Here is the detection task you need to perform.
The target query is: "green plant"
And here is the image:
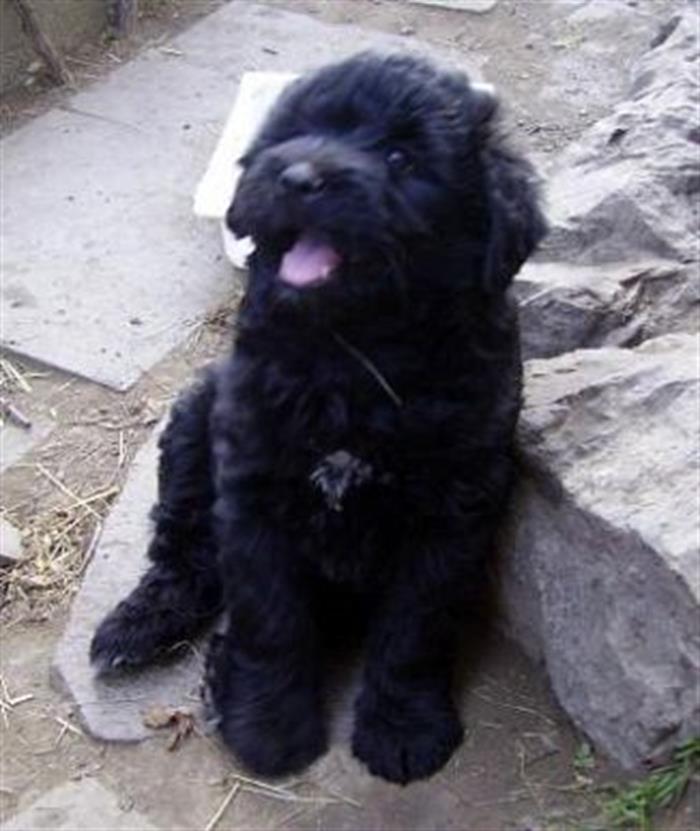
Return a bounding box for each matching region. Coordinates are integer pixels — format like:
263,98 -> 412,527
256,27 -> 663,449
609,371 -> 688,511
574,741 -> 597,775
601,737 -> 700,830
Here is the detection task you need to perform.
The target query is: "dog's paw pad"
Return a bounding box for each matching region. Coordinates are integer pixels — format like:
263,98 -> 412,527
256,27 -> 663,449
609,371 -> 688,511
352,701 -> 463,784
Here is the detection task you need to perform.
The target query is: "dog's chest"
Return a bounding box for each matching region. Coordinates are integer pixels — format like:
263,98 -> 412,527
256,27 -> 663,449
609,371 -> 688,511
272,342 -> 406,461
233,341 -> 417,582
247,332 -> 427,505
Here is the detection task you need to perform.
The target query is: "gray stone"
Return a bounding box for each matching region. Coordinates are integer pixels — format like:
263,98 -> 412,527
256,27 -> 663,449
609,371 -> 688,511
3,778 -> 156,831
542,8 -> 700,266
408,0 -> 498,12
1,2 -> 480,391
506,13 -> 700,768
501,334 -> 700,769
52,421 -> 205,741
0,517 -> 22,567
565,0 -> 647,26
1,415 -> 54,473
515,259 -> 699,360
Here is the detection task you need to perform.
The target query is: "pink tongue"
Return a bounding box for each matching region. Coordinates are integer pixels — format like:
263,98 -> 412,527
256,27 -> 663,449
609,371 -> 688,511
280,236 -> 341,287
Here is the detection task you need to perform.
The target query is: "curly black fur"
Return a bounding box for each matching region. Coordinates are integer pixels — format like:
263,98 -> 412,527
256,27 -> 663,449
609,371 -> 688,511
91,52 -> 545,784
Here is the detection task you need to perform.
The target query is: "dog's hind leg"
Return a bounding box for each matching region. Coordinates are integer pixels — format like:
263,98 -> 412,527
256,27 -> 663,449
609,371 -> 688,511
90,369 -> 223,673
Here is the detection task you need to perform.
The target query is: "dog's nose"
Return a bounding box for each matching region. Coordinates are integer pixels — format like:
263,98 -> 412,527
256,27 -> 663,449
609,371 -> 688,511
279,161 -> 325,195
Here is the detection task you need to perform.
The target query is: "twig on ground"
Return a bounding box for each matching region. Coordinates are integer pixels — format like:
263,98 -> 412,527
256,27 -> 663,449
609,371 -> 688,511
0,359 -> 32,393
68,417 -> 150,431
517,738 -> 544,814
0,397 -> 32,429
53,716 -> 83,747
241,784 -> 346,805
472,790 -> 530,808
0,675 -> 35,727
204,781 -> 241,831
0,676 -> 34,708
472,689 -> 557,726
195,732 -> 360,808
79,522 -> 103,575
54,722 -> 68,747
1,474 -> 117,619
479,675 -> 540,705
35,464 -> 102,520
51,486 -> 118,518
4,693 -> 33,707
226,773 -> 300,798
53,716 -> 83,736
118,430 -> 126,467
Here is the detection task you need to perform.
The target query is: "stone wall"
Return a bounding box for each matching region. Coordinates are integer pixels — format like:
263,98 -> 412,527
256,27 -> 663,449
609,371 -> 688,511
502,7 -> 700,771
1,0 -> 107,92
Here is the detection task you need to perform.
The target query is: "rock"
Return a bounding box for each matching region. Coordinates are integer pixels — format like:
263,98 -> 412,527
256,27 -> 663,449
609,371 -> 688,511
52,421 -> 205,741
501,334 -> 700,769
0,517 -> 22,567
516,261 -> 632,360
515,259 -> 699,360
504,3 -> 700,775
515,8 -> 698,364
542,8 -> 700,266
565,0 -> 645,26
1,414 -> 54,473
3,779 -> 156,830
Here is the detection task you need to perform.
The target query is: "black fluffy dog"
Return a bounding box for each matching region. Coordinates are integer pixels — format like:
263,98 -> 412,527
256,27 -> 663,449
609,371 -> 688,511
91,52 -> 545,784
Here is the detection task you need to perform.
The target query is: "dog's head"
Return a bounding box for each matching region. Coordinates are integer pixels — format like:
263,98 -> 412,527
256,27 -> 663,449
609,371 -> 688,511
227,53 -> 545,301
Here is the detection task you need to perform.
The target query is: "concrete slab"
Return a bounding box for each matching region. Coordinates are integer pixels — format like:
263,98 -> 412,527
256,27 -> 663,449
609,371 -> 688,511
3,779 -> 156,831
0,517 -> 23,567
52,421 -> 205,741
1,2 -> 481,391
195,70 -> 299,268
409,0 -> 499,13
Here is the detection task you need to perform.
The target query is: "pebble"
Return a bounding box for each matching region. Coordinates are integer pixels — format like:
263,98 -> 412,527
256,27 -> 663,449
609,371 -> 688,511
0,518 -> 22,567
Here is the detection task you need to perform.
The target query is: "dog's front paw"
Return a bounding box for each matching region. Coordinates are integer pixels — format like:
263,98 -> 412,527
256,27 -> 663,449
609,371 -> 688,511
90,564 -> 220,674
90,593 -> 193,674
204,634 -> 327,777
218,703 -> 327,778
352,691 -> 463,784
90,601 -> 166,674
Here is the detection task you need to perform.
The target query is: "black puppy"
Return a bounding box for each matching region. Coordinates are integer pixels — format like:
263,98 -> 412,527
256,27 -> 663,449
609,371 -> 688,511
91,52 -> 545,784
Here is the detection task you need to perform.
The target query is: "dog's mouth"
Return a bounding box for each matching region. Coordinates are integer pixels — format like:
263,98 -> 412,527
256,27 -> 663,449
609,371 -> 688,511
278,233 -> 342,288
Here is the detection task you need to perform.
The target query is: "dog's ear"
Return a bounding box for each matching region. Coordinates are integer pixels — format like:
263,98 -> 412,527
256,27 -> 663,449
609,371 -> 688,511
480,140 -> 547,293
450,76 -> 547,292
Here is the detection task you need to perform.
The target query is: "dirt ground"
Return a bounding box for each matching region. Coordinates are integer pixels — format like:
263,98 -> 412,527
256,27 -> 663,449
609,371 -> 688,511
1,1 -> 696,829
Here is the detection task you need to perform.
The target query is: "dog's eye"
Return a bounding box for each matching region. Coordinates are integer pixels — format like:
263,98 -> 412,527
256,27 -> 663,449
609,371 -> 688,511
385,148 -> 413,174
